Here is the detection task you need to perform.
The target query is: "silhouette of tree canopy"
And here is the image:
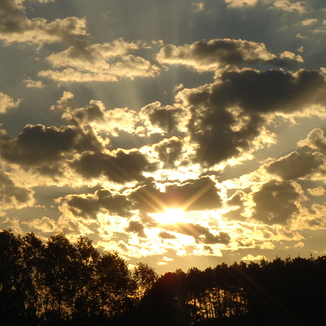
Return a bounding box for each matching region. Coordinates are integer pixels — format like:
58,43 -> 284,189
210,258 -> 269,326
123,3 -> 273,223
1,229 -> 326,325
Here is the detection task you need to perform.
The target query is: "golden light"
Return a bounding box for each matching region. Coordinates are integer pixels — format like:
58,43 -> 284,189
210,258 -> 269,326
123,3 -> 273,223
153,208 -> 185,224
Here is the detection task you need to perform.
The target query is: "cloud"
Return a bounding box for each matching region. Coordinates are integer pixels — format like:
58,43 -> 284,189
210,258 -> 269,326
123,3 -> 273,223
62,100 -> 106,126
265,151 -> 326,180
251,180 -> 302,225
241,254 -> 266,261
39,39 -> 160,82
225,0 -> 258,8
23,78 -> 45,88
131,177 -> 222,213
297,128 -> 326,151
0,92 -> 20,113
57,189 -> 131,219
46,39 -> 139,70
157,38 -> 279,71
154,137 -> 184,168
156,38 -> 303,72
0,0 -> 87,44
71,149 -> 157,183
302,18 -> 318,26
126,221 -> 146,237
104,108 -> 139,137
26,216 -> 56,233
0,124 -> 103,168
165,222 -> 230,244
226,190 -> 251,221
159,231 -> 176,239
307,186 -> 325,196
51,93 -> 139,136
140,101 -> 188,134
0,169 -> 34,210
272,0 -> 307,13
177,68 -> 326,166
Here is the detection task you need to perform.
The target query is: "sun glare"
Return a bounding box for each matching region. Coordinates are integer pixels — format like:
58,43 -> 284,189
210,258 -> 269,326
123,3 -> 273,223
153,208 -> 185,224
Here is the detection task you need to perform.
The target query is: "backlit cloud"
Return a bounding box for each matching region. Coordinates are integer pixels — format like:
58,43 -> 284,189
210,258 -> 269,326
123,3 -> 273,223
0,92 -> 20,113
40,39 -> 160,82
265,151 -> 326,180
2,0 -> 326,273
0,169 -> 34,212
0,0 -> 87,44
157,39 -> 279,71
0,124 -> 103,168
251,180 -> 303,225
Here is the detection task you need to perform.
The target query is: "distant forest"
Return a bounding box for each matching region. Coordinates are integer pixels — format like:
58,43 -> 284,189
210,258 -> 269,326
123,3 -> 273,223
1,230 -> 325,326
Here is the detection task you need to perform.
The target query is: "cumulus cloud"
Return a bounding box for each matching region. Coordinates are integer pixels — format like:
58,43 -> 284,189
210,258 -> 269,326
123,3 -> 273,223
23,78 -> 45,88
176,68 -> 326,166
51,93 -> 139,137
157,39 -> 279,71
27,216 -> 56,233
156,38 -> 303,71
225,0 -> 258,8
0,92 -> 20,113
104,108 -> 139,137
297,128 -> 326,151
0,0 -> 87,44
159,231 -> 176,239
251,180 -> 302,225
71,149 -> 157,183
57,189 -> 131,219
126,221 -> 146,237
307,186 -> 325,196
265,151 -> 326,180
165,222 -> 230,244
302,18 -> 318,26
140,101 -> 188,134
62,100 -> 106,126
39,39 -> 160,82
241,254 -> 266,261
131,177 -> 222,213
0,124 -> 103,168
154,137 -> 184,168
272,0 -> 306,12
0,169 -> 34,210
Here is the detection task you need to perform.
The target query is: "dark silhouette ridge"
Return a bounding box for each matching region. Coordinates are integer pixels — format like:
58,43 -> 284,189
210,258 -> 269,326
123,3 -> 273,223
0,229 -> 325,325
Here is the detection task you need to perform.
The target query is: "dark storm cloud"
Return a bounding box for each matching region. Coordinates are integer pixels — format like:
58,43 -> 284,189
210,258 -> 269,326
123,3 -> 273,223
165,222 -> 230,245
131,177 -> 221,213
157,38 -> 302,70
0,124 -> 103,167
179,68 -> 326,166
266,151 -> 326,180
0,169 -> 34,208
71,150 -> 157,184
154,137 -> 184,168
58,189 -> 131,219
251,180 -> 301,225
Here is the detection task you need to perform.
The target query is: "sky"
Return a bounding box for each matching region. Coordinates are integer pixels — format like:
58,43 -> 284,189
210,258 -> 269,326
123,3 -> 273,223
1,0 -> 326,274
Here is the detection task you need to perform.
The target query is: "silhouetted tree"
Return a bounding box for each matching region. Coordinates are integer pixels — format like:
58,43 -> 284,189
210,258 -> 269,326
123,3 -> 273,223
3,229 -> 326,325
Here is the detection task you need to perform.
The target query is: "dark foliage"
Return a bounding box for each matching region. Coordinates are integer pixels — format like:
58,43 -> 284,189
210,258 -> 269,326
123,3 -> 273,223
0,230 -> 325,325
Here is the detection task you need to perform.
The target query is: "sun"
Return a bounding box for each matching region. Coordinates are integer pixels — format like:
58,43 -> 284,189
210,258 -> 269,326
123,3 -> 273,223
153,208 -> 185,224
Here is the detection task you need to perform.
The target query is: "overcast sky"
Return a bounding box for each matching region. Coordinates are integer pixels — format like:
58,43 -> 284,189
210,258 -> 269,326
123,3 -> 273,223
1,0 -> 326,273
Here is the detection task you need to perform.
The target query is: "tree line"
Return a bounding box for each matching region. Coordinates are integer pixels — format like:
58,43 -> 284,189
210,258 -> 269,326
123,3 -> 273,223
1,229 -> 325,325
